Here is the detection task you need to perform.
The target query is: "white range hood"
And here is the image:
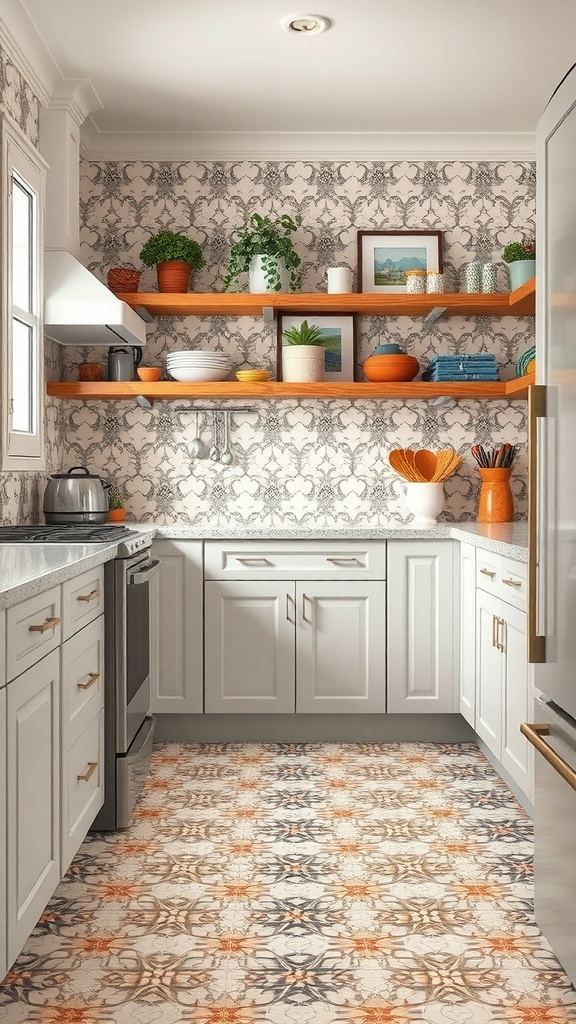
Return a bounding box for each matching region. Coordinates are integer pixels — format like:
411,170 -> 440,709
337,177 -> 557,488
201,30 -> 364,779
44,250 -> 146,347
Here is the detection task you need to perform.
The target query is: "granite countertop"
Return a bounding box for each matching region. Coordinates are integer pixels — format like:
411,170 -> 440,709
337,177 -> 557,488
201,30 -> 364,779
0,521 -> 527,611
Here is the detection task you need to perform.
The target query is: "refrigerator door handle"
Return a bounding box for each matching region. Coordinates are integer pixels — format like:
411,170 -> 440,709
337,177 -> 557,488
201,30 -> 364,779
521,722 -> 576,794
528,385 -> 547,663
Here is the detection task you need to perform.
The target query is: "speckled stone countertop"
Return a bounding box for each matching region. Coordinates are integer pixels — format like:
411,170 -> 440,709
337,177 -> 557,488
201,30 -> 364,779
144,521 -> 528,561
0,521 -> 527,610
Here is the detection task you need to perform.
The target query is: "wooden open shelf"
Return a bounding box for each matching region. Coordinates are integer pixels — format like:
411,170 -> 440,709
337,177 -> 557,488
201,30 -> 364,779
116,277 -> 535,319
47,373 -> 535,402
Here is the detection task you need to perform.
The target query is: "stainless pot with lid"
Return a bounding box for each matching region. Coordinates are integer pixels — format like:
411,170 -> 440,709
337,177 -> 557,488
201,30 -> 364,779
43,466 -> 111,524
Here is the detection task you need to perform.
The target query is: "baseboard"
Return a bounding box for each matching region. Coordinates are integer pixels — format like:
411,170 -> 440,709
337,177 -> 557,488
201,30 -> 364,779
152,713 -> 475,744
476,737 -> 534,816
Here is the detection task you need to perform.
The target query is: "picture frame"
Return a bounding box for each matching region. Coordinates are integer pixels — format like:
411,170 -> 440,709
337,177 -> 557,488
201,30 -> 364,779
357,230 -> 444,293
277,314 -> 357,382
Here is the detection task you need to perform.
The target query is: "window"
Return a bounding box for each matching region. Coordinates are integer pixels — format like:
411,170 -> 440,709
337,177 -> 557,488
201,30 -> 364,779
1,114 -> 47,470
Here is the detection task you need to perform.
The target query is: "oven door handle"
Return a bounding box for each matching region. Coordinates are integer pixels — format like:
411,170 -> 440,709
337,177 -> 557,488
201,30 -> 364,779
128,558 -> 161,585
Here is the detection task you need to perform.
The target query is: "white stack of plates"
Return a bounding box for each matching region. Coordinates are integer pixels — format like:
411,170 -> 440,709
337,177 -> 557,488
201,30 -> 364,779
166,350 -> 232,383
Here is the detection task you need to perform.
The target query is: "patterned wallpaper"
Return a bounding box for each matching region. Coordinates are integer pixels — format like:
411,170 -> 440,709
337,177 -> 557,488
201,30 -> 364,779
56,157 -> 535,526
0,43 -> 65,525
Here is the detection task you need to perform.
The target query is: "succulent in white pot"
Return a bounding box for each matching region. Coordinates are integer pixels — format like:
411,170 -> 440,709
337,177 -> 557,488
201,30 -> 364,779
281,320 -> 325,382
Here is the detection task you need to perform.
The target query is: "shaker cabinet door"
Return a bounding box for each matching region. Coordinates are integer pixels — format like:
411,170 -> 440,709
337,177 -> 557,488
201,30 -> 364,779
475,589 -> 503,756
296,581 -> 386,713
204,581 -> 296,713
150,540 -> 203,713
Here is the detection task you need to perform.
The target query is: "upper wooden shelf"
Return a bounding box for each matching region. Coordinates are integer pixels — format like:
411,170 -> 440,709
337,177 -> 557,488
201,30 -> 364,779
46,373 -> 535,402
116,277 -> 535,319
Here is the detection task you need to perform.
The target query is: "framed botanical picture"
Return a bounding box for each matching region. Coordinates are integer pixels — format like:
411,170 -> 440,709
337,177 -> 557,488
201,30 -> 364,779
357,230 -> 444,293
277,314 -> 357,382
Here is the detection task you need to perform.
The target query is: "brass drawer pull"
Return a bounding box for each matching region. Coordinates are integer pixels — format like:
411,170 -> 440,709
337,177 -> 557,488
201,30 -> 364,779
480,568 -> 496,579
77,672 -> 100,690
77,761 -> 98,783
77,589 -> 100,603
502,578 -> 522,588
29,616 -> 61,634
497,617 -> 506,653
492,614 -> 497,648
326,556 -> 361,565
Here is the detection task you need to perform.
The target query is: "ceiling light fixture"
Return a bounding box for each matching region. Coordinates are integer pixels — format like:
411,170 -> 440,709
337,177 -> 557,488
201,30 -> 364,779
281,14 -> 331,35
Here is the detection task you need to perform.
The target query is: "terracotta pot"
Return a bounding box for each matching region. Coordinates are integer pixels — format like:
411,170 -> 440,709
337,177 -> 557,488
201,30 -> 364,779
477,468 -> 514,523
107,267 -> 141,294
108,508 -> 126,522
363,354 -> 419,382
156,260 -> 191,293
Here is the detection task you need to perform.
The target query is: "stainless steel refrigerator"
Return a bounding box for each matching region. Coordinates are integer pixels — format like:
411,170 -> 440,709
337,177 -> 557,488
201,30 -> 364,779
523,61 -> 576,986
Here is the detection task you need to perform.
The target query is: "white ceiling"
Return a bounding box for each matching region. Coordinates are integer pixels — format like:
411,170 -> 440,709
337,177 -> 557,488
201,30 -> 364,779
4,0 -> 576,158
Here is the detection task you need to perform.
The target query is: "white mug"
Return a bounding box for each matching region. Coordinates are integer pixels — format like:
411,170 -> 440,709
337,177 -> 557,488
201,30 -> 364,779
327,267 -> 352,293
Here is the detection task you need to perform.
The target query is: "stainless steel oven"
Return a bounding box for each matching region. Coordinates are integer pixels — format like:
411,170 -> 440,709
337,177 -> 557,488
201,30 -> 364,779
93,542 -> 160,830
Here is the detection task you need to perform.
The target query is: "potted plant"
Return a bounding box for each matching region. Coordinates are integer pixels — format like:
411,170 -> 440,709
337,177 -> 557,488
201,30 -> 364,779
139,230 -> 205,293
108,492 -> 126,522
281,319 -> 325,382
502,237 -> 536,291
222,213 -> 301,293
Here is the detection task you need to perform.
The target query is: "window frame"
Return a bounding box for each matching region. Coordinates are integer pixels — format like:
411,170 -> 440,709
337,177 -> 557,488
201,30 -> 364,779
1,114 -> 48,471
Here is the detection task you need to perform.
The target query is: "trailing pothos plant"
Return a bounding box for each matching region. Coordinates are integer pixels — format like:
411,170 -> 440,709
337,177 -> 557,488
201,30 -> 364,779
222,213 -> 302,291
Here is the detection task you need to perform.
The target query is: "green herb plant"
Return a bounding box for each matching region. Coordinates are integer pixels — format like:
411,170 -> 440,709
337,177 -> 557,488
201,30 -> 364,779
222,213 -> 302,292
108,493 -> 126,511
502,239 -> 536,264
139,230 -> 205,270
282,320 -> 325,346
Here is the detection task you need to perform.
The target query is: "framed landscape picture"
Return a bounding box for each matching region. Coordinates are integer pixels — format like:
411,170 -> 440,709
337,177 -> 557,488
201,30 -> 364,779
277,314 -> 357,382
357,230 -> 444,293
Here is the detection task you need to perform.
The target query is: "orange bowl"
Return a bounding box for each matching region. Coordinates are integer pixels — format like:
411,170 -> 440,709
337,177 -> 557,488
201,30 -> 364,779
137,367 -> 161,382
363,354 -> 420,382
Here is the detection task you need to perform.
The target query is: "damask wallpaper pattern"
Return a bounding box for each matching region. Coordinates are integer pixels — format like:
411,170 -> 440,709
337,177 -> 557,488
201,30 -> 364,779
0,43 -> 65,525
61,157 -> 535,525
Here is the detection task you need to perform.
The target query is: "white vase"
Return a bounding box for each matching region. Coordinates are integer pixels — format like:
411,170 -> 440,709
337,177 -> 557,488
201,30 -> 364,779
249,255 -> 291,293
282,345 -> 325,382
404,482 -> 445,526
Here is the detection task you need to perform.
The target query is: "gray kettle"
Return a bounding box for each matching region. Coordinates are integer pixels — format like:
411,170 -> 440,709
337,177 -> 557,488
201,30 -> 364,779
107,346 -> 143,381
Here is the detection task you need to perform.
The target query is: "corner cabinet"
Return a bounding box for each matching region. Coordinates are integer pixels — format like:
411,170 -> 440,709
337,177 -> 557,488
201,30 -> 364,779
386,540 -> 458,713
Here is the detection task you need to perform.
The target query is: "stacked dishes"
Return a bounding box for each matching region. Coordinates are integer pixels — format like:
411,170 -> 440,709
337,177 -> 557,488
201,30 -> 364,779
167,350 -> 232,382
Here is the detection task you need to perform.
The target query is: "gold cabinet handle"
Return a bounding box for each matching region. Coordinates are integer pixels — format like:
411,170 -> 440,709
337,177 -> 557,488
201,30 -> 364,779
521,723 -> 576,793
326,556 -> 361,565
502,578 -> 522,589
480,568 -> 496,579
29,616 -> 61,634
286,593 -> 295,623
235,557 -> 270,564
77,589 -> 100,603
492,614 -> 497,648
302,593 -> 313,623
77,761 -> 98,783
497,617 -> 506,653
77,672 -> 100,690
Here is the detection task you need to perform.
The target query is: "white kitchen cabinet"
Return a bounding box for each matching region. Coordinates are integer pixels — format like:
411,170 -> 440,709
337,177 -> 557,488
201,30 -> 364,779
0,684 -> 6,983
387,541 -> 458,713
62,710 -> 104,873
296,581 -> 385,713
459,542 -> 476,726
150,540 -> 203,713
475,587 -> 532,800
205,581 -> 296,713
6,648 -> 60,967
205,578 -> 386,714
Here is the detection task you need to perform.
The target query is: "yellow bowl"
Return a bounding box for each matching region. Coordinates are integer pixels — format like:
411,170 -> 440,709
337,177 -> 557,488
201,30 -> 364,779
236,371 -> 270,381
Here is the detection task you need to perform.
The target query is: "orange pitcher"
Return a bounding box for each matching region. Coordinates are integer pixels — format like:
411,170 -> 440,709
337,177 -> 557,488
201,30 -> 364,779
477,467 -> 514,523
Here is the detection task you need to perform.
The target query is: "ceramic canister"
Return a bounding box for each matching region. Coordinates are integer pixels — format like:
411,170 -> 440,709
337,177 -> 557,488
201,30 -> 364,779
326,267 -> 352,293
405,270 -> 426,294
481,262 -> 497,293
426,272 -> 444,294
463,261 -> 482,293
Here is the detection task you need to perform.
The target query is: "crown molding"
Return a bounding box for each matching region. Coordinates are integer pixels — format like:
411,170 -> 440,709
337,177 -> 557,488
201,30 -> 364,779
79,122 -> 536,162
0,0 -> 60,106
49,78 -> 102,126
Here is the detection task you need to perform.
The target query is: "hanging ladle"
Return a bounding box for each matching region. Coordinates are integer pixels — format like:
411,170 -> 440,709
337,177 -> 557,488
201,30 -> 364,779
219,410 -> 233,465
190,410 -> 204,459
209,410 -> 221,461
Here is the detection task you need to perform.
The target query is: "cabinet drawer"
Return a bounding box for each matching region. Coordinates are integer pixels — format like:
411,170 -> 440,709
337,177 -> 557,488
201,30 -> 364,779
61,709 -> 104,873
62,566 -> 104,640
498,557 -> 527,610
6,586 -> 62,682
476,551 -> 502,595
61,616 -> 104,749
204,540 -> 386,580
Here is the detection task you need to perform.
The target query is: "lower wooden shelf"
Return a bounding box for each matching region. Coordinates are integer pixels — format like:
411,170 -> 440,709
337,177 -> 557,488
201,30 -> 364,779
46,374 -> 535,401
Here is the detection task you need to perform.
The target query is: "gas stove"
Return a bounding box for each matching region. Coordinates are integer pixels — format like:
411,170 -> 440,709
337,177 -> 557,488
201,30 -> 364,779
0,524 -> 151,557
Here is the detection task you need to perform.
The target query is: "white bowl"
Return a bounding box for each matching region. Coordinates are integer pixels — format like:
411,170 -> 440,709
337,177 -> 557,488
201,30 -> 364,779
168,366 -> 230,382
167,356 -> 231,364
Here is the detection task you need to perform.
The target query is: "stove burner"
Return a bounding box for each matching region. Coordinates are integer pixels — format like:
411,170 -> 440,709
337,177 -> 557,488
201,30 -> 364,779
0,524 -> 136,544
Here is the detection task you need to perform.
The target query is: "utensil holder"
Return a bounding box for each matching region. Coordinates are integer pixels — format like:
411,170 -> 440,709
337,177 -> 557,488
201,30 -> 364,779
477,467 -> 514,522
403,482 -> 445,525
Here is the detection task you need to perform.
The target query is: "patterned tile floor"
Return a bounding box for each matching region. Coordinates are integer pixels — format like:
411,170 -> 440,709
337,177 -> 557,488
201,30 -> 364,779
1,741 -> 576,1024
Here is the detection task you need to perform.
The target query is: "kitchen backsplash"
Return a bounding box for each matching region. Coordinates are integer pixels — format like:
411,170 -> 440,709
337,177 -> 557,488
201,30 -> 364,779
0,43 -> 65,525
57,156 -> 535,525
